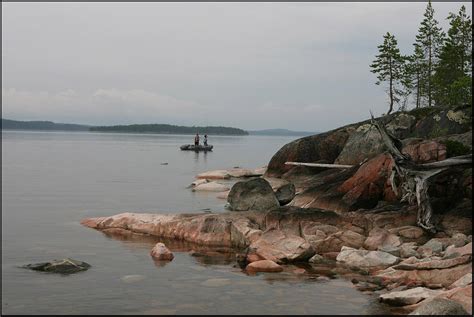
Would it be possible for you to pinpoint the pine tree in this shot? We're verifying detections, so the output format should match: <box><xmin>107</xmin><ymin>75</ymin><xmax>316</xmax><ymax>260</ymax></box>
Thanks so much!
<box><xmin>433</xmin><ymin>5</ymin><xmax>472</xmax><ymax>107</ymax></box>
<box><xmin>370</xmin><ymin>32</ymin><xmax>407</xmax><ymax>114</ymax></box>
<box><xmin>414</xmin><ymin>0</ymin><xmax>445</xmax><ymax>107</ymax></box>
<box><xmin>405</xmin><ymin>44</ymin><xmax>426</xmax><ymax>109</ymax></box>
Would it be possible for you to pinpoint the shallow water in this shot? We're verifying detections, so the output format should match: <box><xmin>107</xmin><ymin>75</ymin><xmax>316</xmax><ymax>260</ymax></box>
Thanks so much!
<box><xmin>2</xmin><ymin>130</ymin><xmax>390</xmax><ymax>315</ymax></box>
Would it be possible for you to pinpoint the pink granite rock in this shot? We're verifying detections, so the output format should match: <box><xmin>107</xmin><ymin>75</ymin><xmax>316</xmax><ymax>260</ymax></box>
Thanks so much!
<box><xmin>150</xmin><ymin>242</ymin><xmax>174</xmax><ymax>261</ymax></box>
<box><xmin>246</xmin><ymin>260</ymin><xmax>283</xmax><ymax>273</ymax></box>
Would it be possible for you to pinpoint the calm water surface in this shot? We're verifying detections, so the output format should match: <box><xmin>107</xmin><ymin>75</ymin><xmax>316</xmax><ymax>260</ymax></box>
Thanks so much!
<box><xmin>2</xmin><ymin>130</ymin><xmax>389</xmax><ymax>315</ymax></box>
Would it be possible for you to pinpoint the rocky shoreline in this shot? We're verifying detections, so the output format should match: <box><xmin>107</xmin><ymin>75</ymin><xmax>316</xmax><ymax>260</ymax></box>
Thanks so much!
<box><xmin>81</xmin><ymin>106</ymin><xmax>472</xmax><ymax>315</ymax></box>
<box><xmin>81</xmin><ymin>204</ymin><xmax>472</xmax><ymax>314</ymax></box>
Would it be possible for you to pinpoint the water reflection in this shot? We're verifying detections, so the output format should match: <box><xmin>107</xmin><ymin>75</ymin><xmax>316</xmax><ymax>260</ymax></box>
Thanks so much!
<box><xmin>101</xmin><ymin>229</ymin><xmax>236</xmax><ymax>266</ymax></box>
<box><xmin>192</xmin><ymin>150</ymin><xmax>208</xmax><ymax>163</ymax></box>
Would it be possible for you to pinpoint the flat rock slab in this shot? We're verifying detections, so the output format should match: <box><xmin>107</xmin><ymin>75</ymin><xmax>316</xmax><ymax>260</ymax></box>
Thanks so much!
<box><xmin>375</xmin><ymin>263</ymin><xmax>472</xmax><ymax>288</ymax></box>
<box><xmin>23</xmin><ymin>258</ymin><xmax>91</xmax><ymax>274</ymax></box>
<box><xmin>379</xmin><ymin>287</ymin><xmax>443</xmax><ymax>306</ymax></box>
<box><xmin>336</xmin><ymin>246</ymin><xmax>399</xmax><ymax>268</ymax></box>
<box><xmin>196</xmin><ymin>170</ymin><xmax>230</xmax><ymax>179</ymax></box>
<box><xmin>392</xmin><ymin>254</ymin><xmax>471</xmax><ymax>270</ymax></box>
<box><xmin>449</xmin><ymin>273</ymin><xmax>472</xmax><ymax>289</ymax></box>
<box><xmin>192</xmin><ymin>181</ymin><xmax>230</xmax><ymax>192</ymax></box>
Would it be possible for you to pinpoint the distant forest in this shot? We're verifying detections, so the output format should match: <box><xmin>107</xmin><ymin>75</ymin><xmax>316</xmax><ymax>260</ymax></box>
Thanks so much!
<box><xmin>90</xmin><ymin>124</ymin><xmax>249</xmax><ymax>135</ymax></box>
<box><xmin>1</xmin><ymin>118</ymin><xmax>90</xmax><ymax>131</ymax></box>
<box><xmin>2</xmin><ymin>118</ymin><xmax>249</xmax><ymax>135</ymax></box>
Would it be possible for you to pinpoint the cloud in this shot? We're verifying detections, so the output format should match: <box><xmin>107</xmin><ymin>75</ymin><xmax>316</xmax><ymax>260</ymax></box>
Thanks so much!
<box><xmin>2</xmin><ymin>2</ymin><xmax>471</xmax><ymax>131</ymax></box>
<box><xmin>2</xmin><ymin>88</ymin><xmax>211</xmax><ymax>125</ymax></box>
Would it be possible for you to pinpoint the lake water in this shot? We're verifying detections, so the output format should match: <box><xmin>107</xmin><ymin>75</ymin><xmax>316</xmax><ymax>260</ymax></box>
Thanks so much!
<box><xmin>2</xmin><ymin>130</ymin><xmax>390</xmax><ymax>315</ymax></box>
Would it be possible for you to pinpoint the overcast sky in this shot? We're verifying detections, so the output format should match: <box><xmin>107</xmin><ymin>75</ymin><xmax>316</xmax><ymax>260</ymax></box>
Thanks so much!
<box><xmin>2</xmin><ymin>2</ymin><xmax>471</xmax><ymax>132</ymax></box>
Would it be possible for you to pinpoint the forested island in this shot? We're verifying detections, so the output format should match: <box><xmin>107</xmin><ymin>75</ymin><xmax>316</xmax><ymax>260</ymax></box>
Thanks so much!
<box><xmin>1</xmin><ymin>118</ymin><xmax>90</xmax><ymax>131</ymax></box>
<box><xmin>89</xmin><ymin>124</ymin><xmax>249</xmax><ymax>135</ymax></box>
<box><xmin>2</xmin><ymin>119</ymin><xmax>249</xmax><ymax>135</ymax></box>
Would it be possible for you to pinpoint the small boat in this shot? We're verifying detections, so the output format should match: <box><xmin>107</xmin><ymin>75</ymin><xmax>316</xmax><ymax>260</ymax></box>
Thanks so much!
<box><xmin>180</xmin><ymin>144</ymin><xmax>213</xmax><ymax>151</ymax></box>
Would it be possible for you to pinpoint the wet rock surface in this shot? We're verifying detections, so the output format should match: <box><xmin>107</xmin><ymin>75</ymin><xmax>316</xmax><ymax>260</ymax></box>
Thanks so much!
<box><xmin>23</xmin><ymin>258</ymin><xmax>91</xmax><ymax>274</ymax></box>
<box><xmin>150</xmin><ymin>242</ymin><xmax>174</xmax><ymax>261</ymax></box>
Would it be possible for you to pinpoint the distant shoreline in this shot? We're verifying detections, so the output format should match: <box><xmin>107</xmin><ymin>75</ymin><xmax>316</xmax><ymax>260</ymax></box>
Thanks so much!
<box><xmin>2</xmin><ymin>118</ymin><xmax>317</xmax><ymax>137</ymax></box>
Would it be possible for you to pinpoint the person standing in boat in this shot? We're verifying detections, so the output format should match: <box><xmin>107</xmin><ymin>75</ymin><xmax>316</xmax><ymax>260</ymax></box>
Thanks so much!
<box><xmin>194</xmin><ymin>133</ymin><xmax>200</xmax><ymax>146</ymax></box>
<box><xmin>203</xmin><ymin>134</ymin><xmax>208</xmax><ymax>146</ymax></box>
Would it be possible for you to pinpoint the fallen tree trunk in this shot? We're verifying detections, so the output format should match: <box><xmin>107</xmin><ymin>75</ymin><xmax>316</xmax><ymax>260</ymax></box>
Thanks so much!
<box><xmin>285</xmin><ymin>162</ymin><xmax>354</xmax><ymax>169</ymax></box>
<box><xmin>370</xmin><ymin>113</ymin><xmax>472</xmax><ymax>232</ymax></box>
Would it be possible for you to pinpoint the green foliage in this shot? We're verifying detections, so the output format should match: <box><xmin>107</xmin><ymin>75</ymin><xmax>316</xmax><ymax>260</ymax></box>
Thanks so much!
<box><xmin>414</xmin><ymin>0</ymin><xmax>446</xmax><ymax>107</ymax></box>
<box><xmin>371</xmin><ymin>2</ymin><xmax>472</xmax><ymax>111</ymax></box>
<box><xmin>441</xmin><ymin>139</ymin><xmax>472</xmax><ymax>157</ymax></box>
<box><xmin>370</xmin><ymin>32</ymin><xmax>407</xmax><ymax>114</ymax></box>
<box><xmin>433</xmin><ymin>5</ymin><xmax>472</xmax><ymax>107</ymax></box>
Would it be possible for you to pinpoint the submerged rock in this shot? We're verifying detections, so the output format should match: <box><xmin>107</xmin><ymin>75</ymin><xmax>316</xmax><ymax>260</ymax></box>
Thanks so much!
<box><xmin>150</xmin><ymin>242</ymin><xmax>174</xmax><ymax>261</ymax></box>
<box><xmin>23</xmin><ymin>258</ymin><xmax>91</xmax><ymax>274</ymax></box>
<box><xmin>227</xmin><ymin>178</ymin><xmax>280</xmax><ymax>211</ymax></box>
<box><xmin>246</xmin><ymin>260</ymin><xmax>283</xmax><ymax>273</ymax></box>
<box><xmin>409</xmin><ymin>298</ymin><xmax>469</xmax><ymax>315</ymax></box>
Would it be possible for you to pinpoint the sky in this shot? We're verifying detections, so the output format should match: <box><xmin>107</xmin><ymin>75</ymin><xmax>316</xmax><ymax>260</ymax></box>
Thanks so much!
<box><xmin>2</xmin><ymin>2</ymin><xmax>472</xmax><ymax>132</ymax></box>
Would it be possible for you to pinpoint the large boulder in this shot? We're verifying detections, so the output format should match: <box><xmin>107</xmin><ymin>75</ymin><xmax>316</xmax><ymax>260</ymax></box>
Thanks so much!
<box><xmin>227</xmin><ymin>178</ymin><xmax>280</xmax><ymax>211</ymax></box>
<box><xmin>409</xmin><ymin>298</ymin><xmax>469</xmax><ymax>315</ymax></box>
<box><xmin>248</xmin><ymin>228</ymin><xmax>315</xmax><ymax>263</ymax></box>
<box><xmin>23</xmin><ymin>258</ymin><xmax>91</xmax><ymax>274</ymax></box>
<box><xmin>265</xmin><ymin>128</ymin><xmax>351</xmax><ymax>177</ymax></box>
<box><xmin>336</xmin><ymin>246</ymin><xmax>399</xmax><ymax>268</ymax></box>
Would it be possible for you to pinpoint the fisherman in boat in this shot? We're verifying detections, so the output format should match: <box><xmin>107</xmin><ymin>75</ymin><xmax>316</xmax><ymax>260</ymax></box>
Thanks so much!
<box><xmin>194</xmin><ymin>133</ymin><xmax>200</xmax><ymax>146</ymax></box>
<box><xmin>203</xmin><ymin>134</ymin><xmax>208</xmax><ymax>146</ymax></box>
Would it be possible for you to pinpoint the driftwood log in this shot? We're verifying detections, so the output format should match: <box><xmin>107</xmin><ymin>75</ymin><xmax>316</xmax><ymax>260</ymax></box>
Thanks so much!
<box><xmin>370</xmin><ymin>113</ymin><xmax>472</xmax><ymax>232</ymax></box>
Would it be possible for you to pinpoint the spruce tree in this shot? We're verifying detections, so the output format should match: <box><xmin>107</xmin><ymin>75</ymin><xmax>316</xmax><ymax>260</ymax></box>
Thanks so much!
<box><xmin>370</xmin><ymin>32</ymin><xmax>407</xmax><ymax>114</ymax></box>
<box><xmin>433</xmin><ymin>5</ymin><xmax>472</xmax><ymax>107</ymax></box>
<box><xmin>414</xmin><ymin>0</ymin><xmax>445</xmax><ymax>107</ymax></box>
